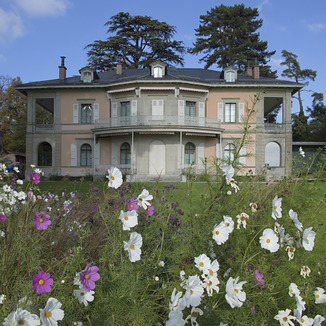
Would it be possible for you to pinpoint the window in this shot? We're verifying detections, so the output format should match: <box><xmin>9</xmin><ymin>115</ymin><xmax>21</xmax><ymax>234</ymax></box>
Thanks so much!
<box><xmin>265</xmin><ymin>142</ymin><xmax>281</xmax><ymax>167</ymax></box>
<box><xmin>185</xmin><ymin>102</ymin><xmax>196</xmax><ymax>117</ymax></box>
<box><xmin>38</xmin><ymin>142</ymin><xmax>52</xmax><ymax>166</ymax></box>
<box><xmin>35</xmin><ymin>98</ymin><xmax>54</xmax><ymax>124</ymax></box>
<box><xmin>81</xmin><ymin>104</ymin><xmax>92</xmax><ymax>124</ymax></box>
<box><xmin>226</xmin><ymin>71</ymin><xmax>235</xmax><ymax>82</ymax></box>
<box><xmin>225</xmin><ymin>103</ymin><xmax>236</xmax><ymax>123</ymax></box>
<box><xmin>82</xmin><ymin>71</ymin><xmax>92</xmax><ymax>83</ymax></box>
<box><xmin>121</xmin><ymin>102</ymin><xmax>130</xmax><ymax>117</ymax></box>
<box><xmin>224</xmin><ymin>143</ymin><xmax>235</xmax><ymax>164</ymax></box>
<box><xmin>80</xmin><ymin>144</ymin><xmax>92</xmax><ymax>166</ymax></box>
<box><xmin>120</xmin><ymin>143</ymin><xmax>131</xmax><ymax>165</ymax></box>
<box><xmin>153</xmin><ymin>66</ymin><xmax>163</xmax><ymax>78</ymax></box>
<box><xmin>185</xmin><ymin>142</ymin><xmax>195</xmax><ymax>165</ymax></box>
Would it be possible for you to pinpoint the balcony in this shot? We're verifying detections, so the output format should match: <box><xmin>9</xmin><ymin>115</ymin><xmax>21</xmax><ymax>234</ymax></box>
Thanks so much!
<box><xmin>35</xmin><ymin>124</ymin><xmax>54</xmax><ymax>132</ymax></box>
<box><xmin>264</xmin><ymin>123</ymin><xmax>284</xmax><ymax>132</ymax></box>
<box><xmin>94</xmin><ymin>116</ymin><xmax>221</xmax><ymax>130</ymax></box>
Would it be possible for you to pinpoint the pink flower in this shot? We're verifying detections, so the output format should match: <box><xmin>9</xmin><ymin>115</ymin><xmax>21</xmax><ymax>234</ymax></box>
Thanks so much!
<box><xmin>30</xmin><ymin>172</ymin><xmax>40</xmax><ymax>185</ymax></box>
<box><xmin>0</xmin><ymin>214</ymin><xmax>6</xmax><ymax>222</ymax></box>
<box><xmin>79</xmin><ymin>263</ymin><xmax>100</xmax><ymax>292</ymax></box>
<box><xmin>127</xmin><ymin>198</ymin><xmax>139</xmax><ymax>211</ymax></box>
<box><xmin>32</xmin><ymin>271</ymin><xmax>53</xmax><ymax>294</ymax></box>
<box><xmin>33</xmin><ymin>211</ymin><xmax>51</xmax><ymax>230</ymax></box>
<box><xmin>146</xmin><ymin>205</ymin><xmax>154</xmax><ymax>217</ymax></box>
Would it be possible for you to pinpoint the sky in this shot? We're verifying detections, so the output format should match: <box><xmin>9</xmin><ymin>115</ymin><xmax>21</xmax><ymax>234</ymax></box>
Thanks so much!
<box><xmin>1</xmin><ymin>0</ymin><xmax>326</xmax><ymax>115</ymax></box>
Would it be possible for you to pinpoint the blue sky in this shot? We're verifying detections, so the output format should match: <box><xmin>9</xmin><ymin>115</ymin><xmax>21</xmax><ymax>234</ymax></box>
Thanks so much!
<box><xmin>1</xmin><ymin>0</ymin><xmax>325</xmax><ymax>114</ymax></box>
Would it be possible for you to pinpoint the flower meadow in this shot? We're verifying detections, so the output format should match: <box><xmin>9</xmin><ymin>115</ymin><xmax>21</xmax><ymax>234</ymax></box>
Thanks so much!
<box><xmin>0</xmin><ymin>163</ymin><xmax>325</xmax><ymax>325</ymax></box>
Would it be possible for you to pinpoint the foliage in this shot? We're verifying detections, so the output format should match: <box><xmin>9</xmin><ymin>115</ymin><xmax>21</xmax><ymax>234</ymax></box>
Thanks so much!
<box><xmin>0</xmin><ymin>76</ymin><xmax>27</xmax><ymax>153</ymax></box>
<box><xmin>189</xmin><ymin>4</ymin><xmax>276</xmax><ymax>78</ymax></box>
<box><xmin>85</xmin><ymin>12</ymin><xmax>186</xmax><ymax>71</ymax></box>
<box><xmin>307</xmin><ymin>92</ymin><xmax>326</xmax><ymax>142</ymax></box>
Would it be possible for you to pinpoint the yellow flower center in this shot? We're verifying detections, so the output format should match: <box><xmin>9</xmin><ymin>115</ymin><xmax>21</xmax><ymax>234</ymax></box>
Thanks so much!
<box><xmin>210</xmin><ymin>270</ymin><xmax>213</xmax><ymax>276</ymax></box>
<box><xmin>208</xmin><ymin>281</ymin><xmax>212</xmax><ymax>286</ymax></box>
<box><xmin>39</xmin><ymin>279</ymin><xmax>44</xmax><ymax>285</ymax></box>
<box><xmin>266</xmin><ymin>239</ymin><xmax>271</xmax><ymax>243</ymax></box>
<box><xmin>190</xmin><ymin>290</ymin><xmax>194</xmax><ymax>295</ymax></box>
<box><xmin>283</xmin><ymin>317</ymin><xmax>288</xmax><ymax>322</ymax></box>
<box><xmin>199</xmin><ymin>262</ymin><xmax>204</xmax><ymax>267</ymax></box>
<box><xmin>225</xmin><ymin>222</ymin><xmax>229</xmax><ymax>226</ymax></box>
<box><xmin>215</xmin><ymin>230</ymin><xmax>219</xmax><ymax>235</ymax></box>
<box><xmin>19</xmin><ymin>321</ymin><xmax>24</xmax><ymax>325</ymax></box>
<box><xmin>84</xmin><ymin>274</ymin><xmax>90</xmax><ymax>279</ymax></box>
<box><xmin>124</xmin><ymin>216</ymin><xmax>128</xmax><ymax>220</ymax></box>
<box><xmin>130</xmin><ymin>204</ymin><xmax>133</xmax><ymax>208</ymax></box>
<box><xmin>301</xmin><ymin>318</ymin><xmax>305</xmax><ymax>323</ymax></box>
<box><xmin>39</xmin><ymin>218</ymin><xmax>43</xmax><ymax>223</ymax></box>
<box><xmin>316</xmin><ymin>294</ymin><xmax>320</xmax><ymax>298</ymax></box>
<box><xmin>234</xmin><ymin>289</ymin><xmax>239</xmax><ymax>294</ymax></box>
<box><xmin>290</xmin><ymin>289</ymin><xmax>293</xmax><ymax>292</ymax></box>
<box><xmin>192</xmin><ymin>312</ymin><xmax>199</xmax><ymax>318</ymax></box>
<box><xmin>111</xmin><ymin>176</ymin><xmax>115</xmax><ymax>180</ymax></box>
<box><xmin>130</xmin><ymin>244</ymin><xmax>134</xmax><ymax>249</ymax></box>
<box><xmin>45</xmin><ymin>311</ymin><xmax>51</xmax><ymax>318</ymax></box>
<box><xmin>33</xmin><ymin>177</ymin><xmax>36</xmax><ymax>181</ymax></box>
<box><xmin>241</xmin><ymin>216</ymin><xmax>246</xmax><ymax>220</ymax></box>
<box><xmin>256</xmin><ymin>277</ymin><xmax>260</xmax><ymax>281</ymax></box>
<box><xmin>274</xmin><ymin>206</ymin><xmax>277</xmax><ymax>210</ymax></box>
<box><xmin>81</xmin><ymin>292</ymin><xmax>85</xmax><ymax>296</ymax></box>
<box><xmin>139</xmin><ymin>198</ymin><xmax>143</xmax><ymax>201</ymax></box>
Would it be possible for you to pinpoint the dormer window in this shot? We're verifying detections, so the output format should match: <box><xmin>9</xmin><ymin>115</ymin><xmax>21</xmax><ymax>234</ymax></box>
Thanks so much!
<box><xmin>153</xmin><ymin>66</ymin><xmax>163</xmax><ymax>78</ymax></box>
<box><xmin>83</xmin><ymin>71</ymin><xmax>92</xmax><ymax>83</ymax></box>
<box><xmin>79</xmin><ymin>67</ymin><xmax>98</xmax><ymax>83</ymax></box>
<box><xmin>150</xmin><ymin>61</ymin><xmax>167</xmax><ymax>78</ymax></box>
<box><xmin>224</xmin><ymin>66</ymin><xmax>237</xmax><ymax>82</ymax></box>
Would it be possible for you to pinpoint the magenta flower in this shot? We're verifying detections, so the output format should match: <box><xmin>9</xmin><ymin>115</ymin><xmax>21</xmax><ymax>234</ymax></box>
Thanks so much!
<box><xmin>34</xmin><ymin>211</ymin><xmax>51</xmax><ymax>230</ymax></box>
<box><xmin>79</xmin><ymin>263</ymin><xmax>100</xmax><ymax>292</ymax></box>
<box><xmin>127</xmin><ymin>198</ymin><xmax>139</xmax><ymax>211</ymax></box>
<box><xmin>30</xmin><ymin>172</ymin><xmax>40</xmax><ymax>185</ymax></box>
<box><xmin>32</xmin><ymin>271</ymin><xmax>53</xmax><ymax>294</ymax></box>
<box><xmin>0</xmin><ymin>214</ymin><xmax>6</xmax><ymax>222</ymax></box>
<box><xmin>146</xmin><ymin>205</ymin><xmax>154</xmax><ymax>217</ymax></box>
<box><xmin>254</xmin><ymin>269</ymin><xmax>265</xmax><ymax>289</ymax></box>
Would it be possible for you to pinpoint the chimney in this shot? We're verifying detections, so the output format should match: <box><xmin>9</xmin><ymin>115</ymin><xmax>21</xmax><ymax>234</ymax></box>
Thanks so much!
<box><xmin>59</xmin><ymin>56</ymin><xmax>67</xmax><ymax>80</ymax></box>
<box><xmin>116</xmin><ymin>56</ymin><xmax>122</xmax><ymax>75</ymax></box>
<box><xmin>246</xmin><ymin>65</ymin><xmax>253</xmax><ymax>76</ymax></box>
<box><xmin>253</xmin><ymin>58</ymin><xmax>260</xmax><ymax>79</ymax></box>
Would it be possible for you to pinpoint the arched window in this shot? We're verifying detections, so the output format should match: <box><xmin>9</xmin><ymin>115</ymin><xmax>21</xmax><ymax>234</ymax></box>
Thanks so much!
<box><xmin>226</xmin><ymin>71</ymin><xmax>235</xmax><ymax>82</ymax></box>
<box><xmin>185</xmin><ymin>142</ymin><xmax>195</xmax><ymax>165</ymax></box>
<box><xmin>265</xmin><ymin>142</ymin><xmax>281</xmax><ymax>167</ymax></box>
<box><xmin>120</xmin><ymin>142</ymin><xmax>131</xmax><ymax>165</ymax></box>
<box><xmin>80</xmin><ymin>144</ymin><xmax>92</xmax><ymax>166</ymax></box>
<box><xmin>38</xmin><ymin>142</ymin><xmax>52</xmax><ymax>166</ymax></box>
<box><xmin>224</xmin><ymin>143</ymin><xmax>235</xmax><ymax>164</ymax></box>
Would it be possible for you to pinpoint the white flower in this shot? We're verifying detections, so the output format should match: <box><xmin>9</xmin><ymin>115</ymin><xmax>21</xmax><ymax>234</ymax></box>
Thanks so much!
<box><xmin>34</xmin><ymin>168</ymin><xmax>42</xmax><ymax>175</ymax></box>
<box><xmin>166</xmin><ymin>309</ymin><xmax>186</xmax><ymax>326</ymax></box>
<box><xmin>40</xmin><ymin>297</ymin><xmax>64</xmax><ymax>326</ymax></box>
<box><xmin>16</xmin><ymin>191</ymin><xmax>27</xmax><ymax>201</ymax></box>
<box><xmin>229</xmin><ymin>178</ymin><xmax>240</xmax><ymax>192</ymax></box>
<box><xmin>289</xmin><ymin>209</ymin><xmax>303</xmax><ymax>232</ymax></box>
<box><xmin>296</xmin><ymin>295</ymin><xmax>306</xmax><ymax>312</ymax></box>
<box><xmin>194</xmin><ymin>253</ymin><xmax>211</xmax><ymax>274</ymax></box>
<box><xmin>286</xmin><ymin>246</ymin><xmax>295</xmax><ymax>261</ymax></box>
<box><xmin>202</xmin><ymin>275</ymin><xmax>220</xmax><ymax>296</ymax></box>
<box><xmin>3</xmin><ymin>308</ymin><xmax>40</xmax><ymax>326</ymax></box>
<box><xmin>274</xmin><ymin>309</ymin><xmax>296</xmax><ymax>326</ymax></box>
<box><xmin>212</xmin><ymin>223</ymin><xmax>230</xmax><ymax>245</ymax></box>
<box><xmin>106</xmin><ymin>166</ymin><xmax>123</xmax><ymax>189</ymax></box>
<box><xmin>74</xmin><ymin>288</ymin><xmax>95</xmax><ymax>306</ymax></box>
<box><xmin>289</xmin><ymin>283</ymin><xmax>300</xmax><ymax>297</ymax></box>
<box><xmin>207</xmin><ymin>259</ymin><xmax>220</xmax><ymax>278</ymax></box>
<box><xmin>119</xmin><ymin>210</ymin><xmax>138</xmax><ymax>231</ymax></box>
<box><xmin>236</xmin><ymin>212</ymin><xmax>249</xmax><ymax>229</ymax></box>
<box><xmin>182</xmin><ymin>275</ymin><xmax>204</xmax><ymax>308</ymax></box>
<box><xmin>223</xmin><ymin>215</ymin><xmax>234</xmax><ymax>233</ymax></box>
<box><xmin>300</xmin><ymin>266</ymin><xmax>311</xmax><ymax>279</ymax></box>
<box><xmin>225</xmin><ymin>276</ymin><xmax>247</xmax><ymax>308</ymax></box>
<box><xmin>137</xmin><ymin>189</ymin><xmax>153</xmax><ymax>210</ymax></box>
<box><xmin>0</xmin><ymin>294</ymin><xmax>6</xmax><ymax>304</ymax></box>
<box><xmin>3</xmin><ymin>185</ymin><xmax>11</xmax><ymax>192</ymax></box>
<box><xmin>260</xmin><ymin>228</ymin><xmax>280</xmax><ymax>253</ymax></box>
<box><xmin>226</xmin><ymin>190</ymin><xmax>232</xmax><ymax>195</ymax></box>
<box><xmin>272</xmin><ymin>195</ymin><xmax>282</xmax><ymax>220</ymax></box>
<box><xmin>294</xmin><ymin>309</ymin><xmax>313</xmax><ymax>326</ymax></box>
<box><xmin>302</xmin><ymin>227</ymin><xmax>316</xmax><ymax>251</ymax></box>
<box><xmin>14</xmin><ymin>167</ymin><xmax>20</xmax><ymax>173</ymax></box>
<box><xmin>158</xmin><ymin>260</ymin><xmax>165</xmax><ymax>267</ymax></box>
<box><xmin>314</xmin><ymin>287</ymin><xmax>326</xmax><ymax>304</ymax></box>
<box><xmin>313</xmin><ymin>315</ymin><xmax>325</xmax><ymax>325</ymax></box>
<box><xmin>17</xmin><ymin>180</ymin><xmax>23</xmax><ymax>185</ymax></box>
<box><xmin>223</xmin><ymin>164</ymin><xmax>234</xmax><ymax>182</ymax></box>
<box><xmin>123</xmin><ymin>232</ymin><xmax>143</xmax><ymax>262</ymax></box>
<box><xmin>249</xmin><ymin>202</ymin><xmax>258</xmax><ymax>213</ymax></box>
<box><xmin>185</xmin><ymin>307</ymin><xmax>203</xmax><ymax>326</ymax></box>
<box><xmin>169</xmin><ymin>288</ymin><xmax>184</xmax><ymax>313</ymax></box>
<box><xmin>299</xmin><ymin>147</ymin><xmax>305</xmax><ymax>157</ymax></box>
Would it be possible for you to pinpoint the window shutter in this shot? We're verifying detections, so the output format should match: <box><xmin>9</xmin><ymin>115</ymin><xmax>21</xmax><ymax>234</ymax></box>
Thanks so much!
<box><xmin>73</xmin><ymin>104</ymin><xmax>79</xmax><ymax>123</ymax></box>
<box><xmin>111</xmin><ymin>102</ymin><xmax>118</xmax><ymax>117</ymax></box>
<box><xmin>152</xmin><ymin>99</ymin><xmax>164</xmax><ymax>120</ymax></box>
<box><xmin>238</xmin><ymin>102</ymin><xmax>245</xmax><ymax>122</ymax></box>
<box><xmin>239</xmin><ymin>145</ymin><xmax>246</xmax><ymax>165</ymax></box>
<box><xmin>94</xmin><ymin>142</ymin><xmax>100</xmax><ymax>166</ymax></box>
<box><xmin>178</xmin><ymin>100</ymin><xmax>184</xmax><ymax>125</ymax></box>
<box><xmin>131</xmin><ymin>100</ymin><xmax>137</xmax><ymax>116</ymax></box>
<box><xmin>71</xmin><ymin>144</ymin><xmax>77</xmax><ymax>166</ymax></box>
<box><xmin>198</xmin><ymin>102</ymin><xmax>205</xmax><ymax>117</ymax></box>
<box><xmin>93</xmin><ymin>103</ymin><xmax>99</xmax><ymax>122</ymax></box>
<box><xmin>218</xmin><ymin>103</ymin><xmax>224</xmax><ymax>123</ymax></box>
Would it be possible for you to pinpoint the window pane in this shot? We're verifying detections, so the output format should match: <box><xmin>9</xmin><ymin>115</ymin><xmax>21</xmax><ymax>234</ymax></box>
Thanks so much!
<box><xmin>81</xmin><ymin>144</ymin><xmax>92</xmax><ymax>166</ymax></box>
<box><xmin>38</xmin><ymin>142</ymin><xmax>52</xmax><ymax>166</ymax></box>
<box><xmin>224</xmin><ymin>144</ymin><xmax>235</xmax><ymax>163</ymax></box>
<box><xmin>121</xmin><ymin>102</ymin><xmax>130</xmax><ymax>117</ymax></box>
<box><xmin>120</xmin><ymin>143</ymin><xmax>131</xmax><ymax>164</ymax></box>
<box><xmin>35</xmin><ymin>98</ymin><xmax>54</xmax><ymax>124</ymax></box>
<box><xmin>81</xmin><ymin>104</ymin><xmax>92</xmax><ymax>123</ymax></box>
<box><xmin>185</xmin><ymin>143</ymin><xmax>195</xmax><ymax>164</ymax></box>
<box><xmin>186</xmin><ymin>102</ymin><xmax>195</xmax><ymax>117</ymax></box>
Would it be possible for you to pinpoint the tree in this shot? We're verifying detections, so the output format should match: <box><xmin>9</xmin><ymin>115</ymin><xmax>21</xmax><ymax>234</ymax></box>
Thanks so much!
<box><xmin>0</xmin><ymin>76</ymin><xmax>27</xmax><ymax>153</ymax></box>
<box><xmin>85</xmin><ymin>12</ymin><xmax>186</xmax><ymax>71</ymax></box>
<box><xmin>189</xmin><ymin>4</ymin><xmax>276</xmax><ymax>77</ymax></box>
<box><xmin>307</xmin><ymin>92</ymin><xmax>326</xmax><ymax>141</ymax></box>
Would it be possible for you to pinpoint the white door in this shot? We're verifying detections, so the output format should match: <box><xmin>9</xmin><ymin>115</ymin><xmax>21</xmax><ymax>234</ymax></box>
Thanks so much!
<box><xmin>149</xmin><ymin>140</ymin><xmax>165</xmax><ymax>175</ymax></box>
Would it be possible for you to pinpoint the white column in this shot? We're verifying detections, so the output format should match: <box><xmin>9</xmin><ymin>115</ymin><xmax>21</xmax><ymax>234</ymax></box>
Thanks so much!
<box><xmin>179</xmin><ymin>131</ymin><xmax>183</xmax><ymax>172</ymax></box>
<box><xmin>131</xmin><ymin>131</ymin><xmax>134</xmax><ymax>173</ymax></box>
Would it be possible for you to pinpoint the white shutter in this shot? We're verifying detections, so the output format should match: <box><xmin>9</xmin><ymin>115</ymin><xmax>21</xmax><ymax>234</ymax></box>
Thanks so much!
<box><xmin>94</xmin><ymin>142</ymin><xmax>100</xmax><ymax>166</ymax></box>
<box><xmin>152</xmin><ymin>99</ymin><xmax>163</xmax><ymax>120</ymax></box>
<box><xmin>239</xmin><ymin>145</ymin><xmax>246</xmax><ymax>166</ymax></box>
<box><xmin>93</xmin><ymin>103</ymin><xmax>99</xmax><ymax>122</ymax></box>
<box><xmin>198</xmin><ymin>102</ymin><xmax>205</xmax><ymax>126</ymax></box>
<box><xmin>218</xmin><ymin>102</ymin><xmax>224</xmax><ymax>123</ymax></box>
<box><xmin>73</xmin><ymin>104</ymin><xmax>79</xmax><ymax>123</ymax></box>
<box><xmin>178</xmin><ymin>100</ymin><xmax>185</xmax><ymax>125</ymax></box>
<box><xmin>238</xmin><ymin>102</ymin><xmax>245</xmax><ymax>122</ymax></box>
<box><xmin>111</xmin><ymin>102</ymin><xmax>118</xmax><ymax>117</ymax></box>
<box><xmin>131</xmin><ymin>100</ymin><xmax>137</xmax><ymax>116</ymax></box>
<box><xmin>71</xmin><ymin>144</ymin><xmax>77</xmax><ymax>166</ymax></box>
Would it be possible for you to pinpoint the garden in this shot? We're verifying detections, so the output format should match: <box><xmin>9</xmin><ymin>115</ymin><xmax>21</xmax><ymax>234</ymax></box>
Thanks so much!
<box><xmin>0</xmin><ymin>152</ymin><xmax>326</xmax><ymax>325</ymax></box>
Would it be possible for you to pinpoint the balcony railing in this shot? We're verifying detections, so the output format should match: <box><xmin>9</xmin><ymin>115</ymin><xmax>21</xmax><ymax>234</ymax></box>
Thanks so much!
<box><xmin>94</xmin><ymin>116</ymin><xmax>221</xmax><ymax>129</ymax></box>
<box><xmin>35</xmin><ymin>124</ymin><xmax>54</xmax><ymax>132</ymax></box>
<box><xmin>264</xmin><ymin>123</ymin><xmax>284</xmax><ymax>131</ymax></box>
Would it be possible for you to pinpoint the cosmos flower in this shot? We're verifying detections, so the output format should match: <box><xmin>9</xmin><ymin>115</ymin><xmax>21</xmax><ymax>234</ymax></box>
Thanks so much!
<box><xmin>127</xmin><ymin>198</ymin><xmax>139</xmax><ymax>211</ymax></box>
<box><xmin>225</xmin><ymin>276</ymin><xmax>247</xmax><ymax>308</ymax></box>
<box><xmin>274</xmin><ymin>309</ymin><xmax>296</xmax><ymax>326</ymax></box>
<box><xmin>286</xmin><ymin>246</ymin><xmax>295</xmax><ymax>261</ymax></box>
<box><xmin>3</xmin><ymin>308</ymin><xmax>40</xmax><ymax>326</ymax></box>
<box><xmin>168</xmin><ymin>288</ymin><xmax>184</xmax><ymax>313</ymax></box>
<box><xmin>194</xmin><ymin>253</ymin><xmax>211</xmax><ymax>274</ymax></box>
<box><xmin>32</xmin><ymin>271</ymin><xmax>53</xmax><ymax>294</ymax></box>
<box><xmin>146</xmin><ymin>205</ymin><xmax>154</xmax><ymax>216</ymax></box>
<box><xmin>222</xmin><ymin>215</ymin><xmax>234</xmax><ymax>233</ymax></box>
<box><xmin>74</xmin><ymin>288</ymin><xmax>95</xmax><ymax>306</ymax></box>
<box><xmin>185</xmin><ymin>307</ymin><xmax>204</xmax><ymax>326</ymax></box>
<box><xmin>299</xmin><ymin>147</ymin><xmax>305</xmax><ymax>157</ymax></box>
<box><xmin>313</xmin><ymin>315</ymin><xmax>325</xmax><ymax>325</ymax></box>
<box><xmin>0</xmin><ymin>294</ymin><xmax>6</xmax><ymax>304</ymax></box>
<box><xmin>158</xmin><ymin>260</ymin><xmax>165</xmax><ymax>267</ymax></box>
<box><xmin>260</xmin><ymin>228</ymin><xmax>280</xmax><ymax>253</ymax></box>
<box><xmin>0</xmin><ymin>214</ymin><xmax>6</xmax><ymax>222</ymax></box>
<box><xmin>119</xmin><ymin>210</ymin><xmax>138</xmax><ymax>231</ymax></box>
<box><xmin>249</xmin><ymin>202</ymin><xmax>258</xmax><ymax>213</ymax></box>
<box><xmin>79</xmin><ymin>263</ymin><xmax>100</xmax><ymax>292</ymax></box>
<box><xmin>272</xmin><ymin>195</ymin><xmax>282</xmax><ymax>220</ymax></box>
<box><xmin>123</xmin><ymin>232</ymin><xmax>143</xmax><ymax>262</ymax></box>
<box><xmin>212</xmin><ymin>223</ymin><xmax>230</xmax><ymax>245</ymax></box>
<box><xmin>202</xmin><ymin>275</ymin><xmax>220</xmax><ymax>296</ymax></box>
<box><xmin>39</xmin><ymin>297</ymin><xmax>64</xmax><ymax>326</ymax></box>
<box><xmin>106</xmin><ymin>167</ymin><xmax>123</xmax><ymax>189</ymax></box>
<box><xmin>207</xmin><ymin>259</ymin><xmax>220</xmax><ymax>278</ymax></box>
<box><xmin>182</xmin><ymin>275</ymin><xmax>204</xmax><ymax>308</ymax></box>
<box><xmin>289</xmin><ymin>209</ymin><xmax>303</xmax><ymax>232</ymax></box>
<box><xmin>137</xmin><ymin>189</ymin><xmax>153</xmax><ymax>210</ymax></box>
<box><xmin>314</xmin><ymin>287</ymin><xmax>326</xmax><ymax>304</ymax></box>
<box><xmin>300</xmin><ymin>266</ymin><xmax>311</xmax><ymax>279</ymax></box>
<box><xmin>302</xmin><ymin>227</ymin><xmax>316</xmax><ymax>251</ymax></box>
<box><xmin>236</xmin><ymin>212</ymin><xmax>249</xmax><ymax>229</ymax></box>
<box><xmin>289</xmin><ymin>283</ymin><xmax>300</xmax><ymax>297</ymax></box>
<box><xmin>223</xmin><ymin>164</ymin><xmax>234</xmax><ymax>182</ymax></box>
<box><xmin>30</xmin><ymin>172</ymin><xmax>40</xmax><ymax>185</ymax></box>
<box><xmin>254</xmin><ymin>270</ymin><xmax>265</xmax><ymax>289</ymax></box>
<box><xmin>33</xmin><ymin>211</ymin><xmax>51</xmax><ymax>230</ymax></box>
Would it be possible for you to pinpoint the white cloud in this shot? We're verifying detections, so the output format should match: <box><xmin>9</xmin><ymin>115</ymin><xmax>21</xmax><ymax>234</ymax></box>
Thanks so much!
<box><xmin>307</xmin><ymin>23</ymin><xmax>326</xmax><ymax>32</ymax></box>
<box><xmin>269</xmin><ymin>58</ymin><xmax>283</xmax><ymax>69</ymax></box>
<box><xmin>257</xmin><ymin>0</ymin><xmax>269</xmax><ymax>12</ymax></box>
<box><xmin>0</xmin><ymin>7</ymin><xmax>25</xmax><ymax>42</ymax></box>
<box><xmin>13</xmin><ymin>0</ymin><xmax>70</xmax><ymax>17</ymax></box>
